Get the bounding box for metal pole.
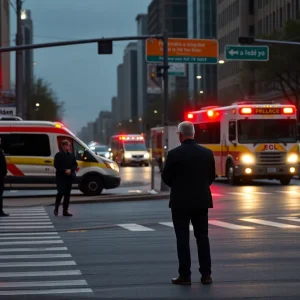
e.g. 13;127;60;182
160;30;170;192
15;0;23;118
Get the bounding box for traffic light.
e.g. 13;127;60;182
238;36;255;44
156;65;164;77
98;40;113;54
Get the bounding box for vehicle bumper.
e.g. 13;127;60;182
124;158;149;165
102;175;121;189
234;164;298;179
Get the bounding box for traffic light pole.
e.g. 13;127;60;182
15;0;23;119
160;30;170;192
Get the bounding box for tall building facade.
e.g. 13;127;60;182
217;0;299;105
123;42;138;120
136;14;148;121
188;0;218;108
147;0;188;100
21;9;34;119
117;63;125;122
111;96;119;133
0;0;10;91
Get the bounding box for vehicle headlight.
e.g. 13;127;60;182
125;153;131;158
105;152;110;158
144;153;150;159
287;153;298;163
240;154;255;164
109;162;119;173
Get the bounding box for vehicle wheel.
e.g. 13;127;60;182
82;175;104;196
280;177;291;185
227;163;240;185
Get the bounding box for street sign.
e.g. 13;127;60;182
146;38;218;64
168;63;185;76
225;45;269;61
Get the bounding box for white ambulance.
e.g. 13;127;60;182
0;121;121;196
185;102;299;185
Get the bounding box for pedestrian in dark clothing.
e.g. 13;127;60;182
161;121;216;285
0;138;8;217
54;139;78;217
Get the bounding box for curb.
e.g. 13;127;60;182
5;192;170;208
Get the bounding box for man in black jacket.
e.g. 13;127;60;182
54;139;78;217
161;121;215;285
0;138;8;217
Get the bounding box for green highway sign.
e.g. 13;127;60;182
225;45;269;61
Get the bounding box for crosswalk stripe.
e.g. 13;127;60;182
0;232;58;236
0;279;87;288
9;213;48;216
278;217;300;222
276;191;299;195
0;219;51;222
0;270;81;277
0;247;68;252
0;240;63;245
117;223;155;231
159;222;193;231
0;236;60;240
0;288;93;295
1;216;50;219
0;254;72;259
0;261;76;267
0;221;52;227
7;209;46;212
240;218;300;228
0;225;54;229
208;220;254;230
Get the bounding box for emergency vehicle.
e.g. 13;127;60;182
109;134;149;166
185;102;299;185
150;126;180;171
0;121;121;196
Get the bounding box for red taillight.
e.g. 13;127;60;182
187;113;194;119
283;107;294;114
240;107;253;114
207;110;214;117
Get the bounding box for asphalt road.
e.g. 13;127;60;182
1;181;300;299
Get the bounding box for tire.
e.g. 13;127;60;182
82;175;104;196
226;163;240;185
280;177;291;185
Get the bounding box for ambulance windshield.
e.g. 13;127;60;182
237;119;297;144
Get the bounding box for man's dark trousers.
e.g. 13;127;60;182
171;208;211;278
55;179;72;211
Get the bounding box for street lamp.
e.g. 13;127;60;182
196;75;202;79
218;60;225;64
154;110;158;114
35;103;40;107
199;90;204;94
129;119;132;123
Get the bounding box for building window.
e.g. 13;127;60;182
287;3;291;20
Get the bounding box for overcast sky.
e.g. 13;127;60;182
10;0;150;133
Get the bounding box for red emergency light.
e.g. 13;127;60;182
186;113;194;120
119;136;143;140
283;107;295;114
207;110;214;117
239;107;253;115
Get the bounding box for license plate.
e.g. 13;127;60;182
267;168;276;173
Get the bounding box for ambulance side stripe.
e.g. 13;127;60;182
7;164;24;176
0;126;68;134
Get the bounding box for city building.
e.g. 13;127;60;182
21;9;34;119
136;14;148;124
97;111;112;145
0;0;10;91
111;96;119;134
187;0;218;108
147;0;188;101
117;63;125;122
123;42;138;121
217;0;298;105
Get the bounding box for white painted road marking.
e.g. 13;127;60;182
240;218;300;228
0;254;72;259
0;240;63;245
0;225;54;229
209;220;254;230
0;247;68;252
0;270;82;277
0;288;93;296
278;217;300;222
0;236;60;240
0;232;58;236
0;261;76;267
0;280;88;288
117;223;155;231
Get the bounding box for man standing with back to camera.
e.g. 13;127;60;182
161;121;215;285
54;140;78;217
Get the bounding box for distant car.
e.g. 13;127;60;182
90;144;112;159
0;115;22;121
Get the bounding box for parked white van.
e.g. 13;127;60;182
0;121;121;196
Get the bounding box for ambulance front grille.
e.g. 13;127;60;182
256;152;285;165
